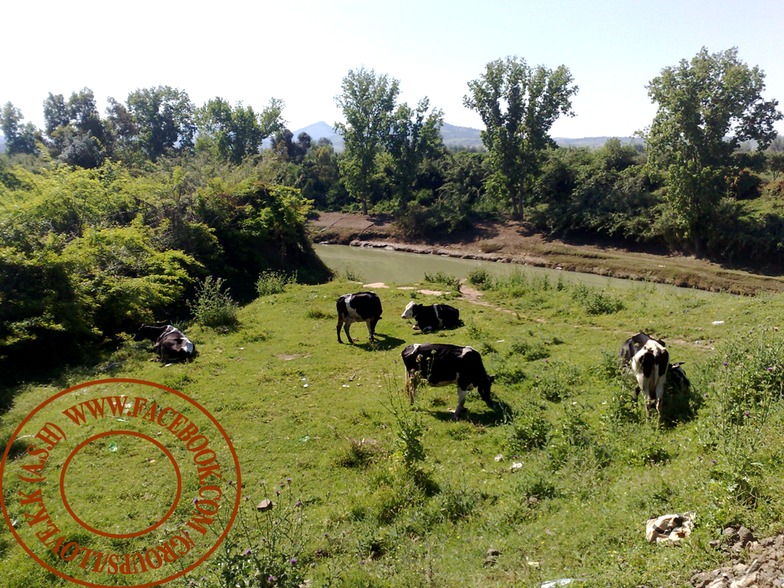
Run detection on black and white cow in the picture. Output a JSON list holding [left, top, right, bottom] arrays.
[[134, 323, 197, 362], [620, 332, 690, 418], [630, 338, 670, 418], [401, 301, 461, 332], [619, 332, 665, 368], [401, 343, 495, 419], [336, 292, 382, 344]]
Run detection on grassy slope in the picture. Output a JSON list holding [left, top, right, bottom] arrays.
[[2, 275, 784, 586]]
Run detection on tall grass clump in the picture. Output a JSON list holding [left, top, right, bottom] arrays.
[[571, 284, 624, 315], [423, 271, 460, 291], [188, 275, 239, 329], [506, 402, 551, 453], [256, 269, 294, 296], [531, 360, 582, 403], [467, 268, 493, 289]]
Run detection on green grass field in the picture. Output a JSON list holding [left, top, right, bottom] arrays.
[[3, 270, 784, 587]]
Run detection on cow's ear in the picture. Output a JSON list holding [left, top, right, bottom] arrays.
[[489, 375, 495, 383]]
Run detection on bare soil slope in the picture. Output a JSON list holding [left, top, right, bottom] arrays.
[[308, 212, 784, 295]]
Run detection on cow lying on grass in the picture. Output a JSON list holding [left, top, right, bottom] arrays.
[[134, 323, 197, 362], [401, 343, 495, 419], [401, 301, 461, 332], [336, 292, 382, 344]]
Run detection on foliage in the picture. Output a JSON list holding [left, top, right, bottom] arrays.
[[256, 270, 295, 297], [188, 276, 239, 329], [570, 284, 625, 315], [196, 97, 284, 164], [464, 55, 578, 219], [645, 47, 783, 254], [335, 68, 400, 214]]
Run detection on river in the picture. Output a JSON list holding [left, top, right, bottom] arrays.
[[314, 243, 697, 293]]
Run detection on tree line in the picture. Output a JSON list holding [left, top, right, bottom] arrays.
[[1, 47, 783, 378]]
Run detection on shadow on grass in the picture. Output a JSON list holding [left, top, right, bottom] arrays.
[[351, 333, 406, 351], [427, 399, 513, 427]]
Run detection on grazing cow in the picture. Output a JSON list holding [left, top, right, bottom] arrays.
[[401, 301, 461, 332], [620, 332, 690, 418], [619, 332, 665, 369], [401, 343, 495, 419], [630, 338, 670, 418], [134, 323, 197, 362], [336, 292, 382, 344]]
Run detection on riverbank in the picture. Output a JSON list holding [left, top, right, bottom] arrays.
[[307, 212, 784, 295]]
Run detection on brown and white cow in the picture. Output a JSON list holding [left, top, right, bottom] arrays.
[[401, 343, 495, 419], [134, 323, 197, 362], [336, 292, 382, 344], [401, 301, 461, 332]]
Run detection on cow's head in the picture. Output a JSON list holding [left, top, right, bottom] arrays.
[[477, 374, 495, 404], [401, 301, 418, 319], [133, 323, 151, 341]]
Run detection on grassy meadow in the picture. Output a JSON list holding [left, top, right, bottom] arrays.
[[3, 268, 784, 587]]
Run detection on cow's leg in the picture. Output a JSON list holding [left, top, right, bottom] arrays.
[[344, 323, 354, 344], [336, 317, 345, 343], [655, 380, 666, 421], [453, 387, 468, 419], [365, 318, 375, 342]]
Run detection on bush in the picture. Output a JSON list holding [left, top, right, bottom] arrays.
[[188, 276, 239, 329], [256, 270, 294, 297], [467, 268, 493, 289]]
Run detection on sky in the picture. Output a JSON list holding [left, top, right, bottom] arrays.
[[4, 0, 784, 139]]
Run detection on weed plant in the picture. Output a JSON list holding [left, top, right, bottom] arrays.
[[188, 275, 239, 328]]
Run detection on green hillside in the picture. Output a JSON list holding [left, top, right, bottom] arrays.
[[2, 272, 784, 586]]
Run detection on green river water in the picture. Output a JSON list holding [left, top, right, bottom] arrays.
[[314, 243, 696, 294]]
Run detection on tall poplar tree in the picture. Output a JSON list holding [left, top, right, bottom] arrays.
[[464, 56, 577, 219], [335, 68, 399, 214]]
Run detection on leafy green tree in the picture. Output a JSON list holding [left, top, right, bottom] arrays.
[[43, 89, 110, 167], [464, 56, 578, 219], [271, 129, 312, 164], [0, 103, 39, 155], [107, 86, 196, 162], [768, 151, 784, 180], [386, 98, 445, 210], [196, 97, 285, 164], [645, 47, 783, 254], [335, 67, 399, 213], [296, 139, 347, 209]]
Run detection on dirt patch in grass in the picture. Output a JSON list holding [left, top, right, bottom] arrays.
[[308, 212, 784, 295]]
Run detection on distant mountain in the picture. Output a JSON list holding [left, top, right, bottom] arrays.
[[295, 121, 344, 151], [292, 121, 641, 152]]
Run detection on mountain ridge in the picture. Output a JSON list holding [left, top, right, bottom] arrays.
[[293, 120, 641, 151]]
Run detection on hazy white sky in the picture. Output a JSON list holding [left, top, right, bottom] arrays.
[[4, 0, 784, 138]]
